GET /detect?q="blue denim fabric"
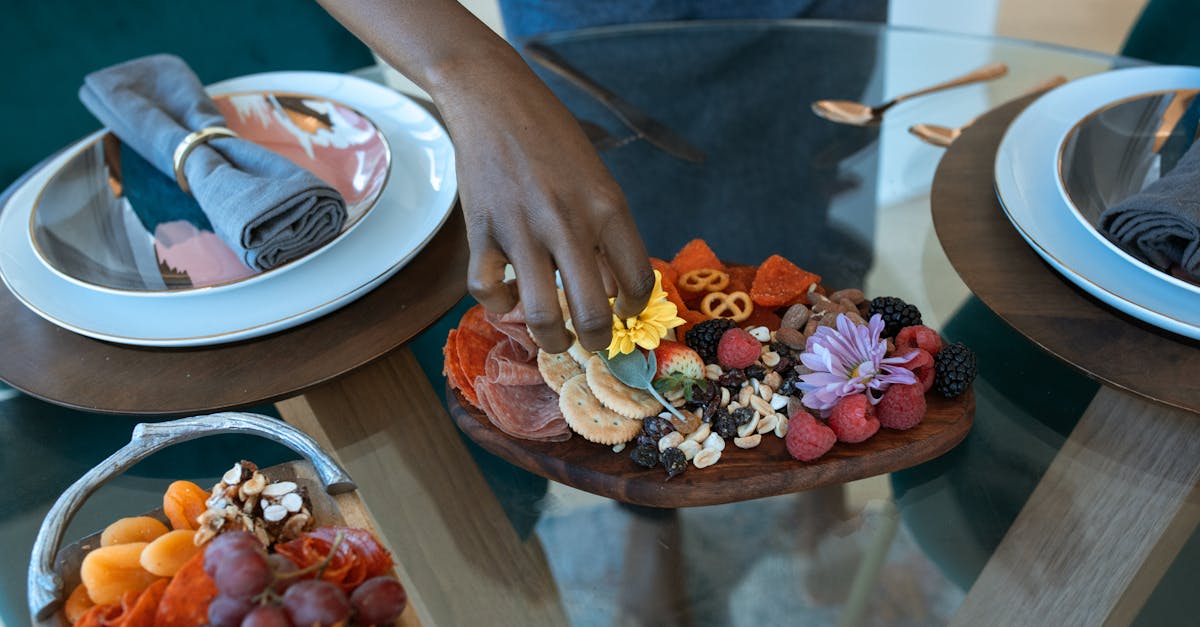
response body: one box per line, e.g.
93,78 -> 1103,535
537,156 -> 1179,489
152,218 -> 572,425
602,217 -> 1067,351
499,0 -> 887,40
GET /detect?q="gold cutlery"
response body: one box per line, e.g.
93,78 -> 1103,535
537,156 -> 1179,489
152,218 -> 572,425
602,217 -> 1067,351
812,62 -> 1009,126
908,75 -> 1069,147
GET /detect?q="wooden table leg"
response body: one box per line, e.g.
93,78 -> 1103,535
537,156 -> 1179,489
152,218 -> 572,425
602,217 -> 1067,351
951,386 -> 1200,626
276,347 -> 569,627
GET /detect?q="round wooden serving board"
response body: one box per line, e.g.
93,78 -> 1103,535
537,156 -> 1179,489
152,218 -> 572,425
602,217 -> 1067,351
448,385 -> 973,508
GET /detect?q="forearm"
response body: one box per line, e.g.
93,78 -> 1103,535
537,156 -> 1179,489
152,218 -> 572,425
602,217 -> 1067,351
314,0 -> 526,100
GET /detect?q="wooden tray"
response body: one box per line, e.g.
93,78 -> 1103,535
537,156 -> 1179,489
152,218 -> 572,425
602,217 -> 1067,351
448,385 -> 974,508
28,413 -> 420,627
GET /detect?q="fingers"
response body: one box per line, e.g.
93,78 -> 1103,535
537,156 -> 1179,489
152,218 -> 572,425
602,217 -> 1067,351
555,245 -> 614,352
512,250 -> 573,353
466,239 -> 519,314
599,209 -> 656,319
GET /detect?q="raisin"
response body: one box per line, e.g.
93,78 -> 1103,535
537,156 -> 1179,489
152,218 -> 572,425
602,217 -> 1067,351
660,448 -> 687,479
732,407 -> 756,426
642,416 -> 674,440
631,443 -> 660,469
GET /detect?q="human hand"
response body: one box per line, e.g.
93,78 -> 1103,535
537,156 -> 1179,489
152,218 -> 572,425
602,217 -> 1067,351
435,57 -> 655,354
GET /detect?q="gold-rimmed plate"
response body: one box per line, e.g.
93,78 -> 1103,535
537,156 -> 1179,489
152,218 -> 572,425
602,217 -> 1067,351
994,66 -> 1200,340
1058,88 -> 1200,293
28,91 -> 391,295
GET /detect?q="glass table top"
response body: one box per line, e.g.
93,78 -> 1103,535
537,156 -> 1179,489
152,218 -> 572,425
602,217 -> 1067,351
3,20 -> 1194,627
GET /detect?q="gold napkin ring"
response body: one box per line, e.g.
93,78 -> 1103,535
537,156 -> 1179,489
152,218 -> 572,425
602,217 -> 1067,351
172,126 -> 238,195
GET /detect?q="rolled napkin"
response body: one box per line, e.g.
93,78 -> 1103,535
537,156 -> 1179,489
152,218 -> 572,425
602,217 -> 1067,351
79,54 -> 346,271
1100,139 -> 1200,280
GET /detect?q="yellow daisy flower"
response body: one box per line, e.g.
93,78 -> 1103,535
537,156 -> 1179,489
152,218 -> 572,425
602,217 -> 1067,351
607,270 -> 685,358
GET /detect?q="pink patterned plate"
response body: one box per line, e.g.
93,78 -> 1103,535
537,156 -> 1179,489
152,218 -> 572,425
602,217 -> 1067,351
28,91 -> 390,294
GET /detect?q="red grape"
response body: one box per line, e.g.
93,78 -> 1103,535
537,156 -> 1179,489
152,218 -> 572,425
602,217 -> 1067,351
204,531 -> 264,577
266,553 -> 299,595
213,551 -> 273,598
283,580 -> 350,626
208,595 -> 254,627
350,576 -> 408,625
241,605 -> 291,627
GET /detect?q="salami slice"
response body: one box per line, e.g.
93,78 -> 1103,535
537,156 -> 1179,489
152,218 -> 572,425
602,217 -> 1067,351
485,306 -> 539,362
485,340 -> 543,386
443,330 -> 475,403
475,378 -> 571,442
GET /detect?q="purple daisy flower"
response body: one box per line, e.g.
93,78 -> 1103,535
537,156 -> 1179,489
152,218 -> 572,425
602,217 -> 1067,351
797,313 -> 918,415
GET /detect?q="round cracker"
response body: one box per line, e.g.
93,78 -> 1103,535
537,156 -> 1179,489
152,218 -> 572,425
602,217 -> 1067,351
537,349 -> 584,393
584,355 -> 663,419
558,375 -> 643,445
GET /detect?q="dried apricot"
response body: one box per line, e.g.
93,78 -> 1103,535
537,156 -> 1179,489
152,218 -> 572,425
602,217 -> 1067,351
140,529 -> 201,577
100,517 -> 169,547
670,239 -> 724,275
64,583 -> 94,623
750,254 -> 821,308
162,481 -> 209,531
80,542 -> 162,606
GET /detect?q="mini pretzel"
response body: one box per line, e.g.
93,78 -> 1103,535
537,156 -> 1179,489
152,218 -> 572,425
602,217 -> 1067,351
679,268 -> 730,293
700,291 -> 753,322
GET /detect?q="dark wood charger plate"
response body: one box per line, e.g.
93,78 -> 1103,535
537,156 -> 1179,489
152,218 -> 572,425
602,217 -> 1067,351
448,384 -> 974,508
0,155 -> 468,417
931,93 -> 1200,413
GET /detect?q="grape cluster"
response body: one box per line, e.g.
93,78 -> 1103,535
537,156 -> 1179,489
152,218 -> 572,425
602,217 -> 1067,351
203,531 -> 407,627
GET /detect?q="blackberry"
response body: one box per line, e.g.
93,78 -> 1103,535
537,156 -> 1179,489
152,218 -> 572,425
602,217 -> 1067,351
660,447 -> 687,479
934,342 -> 977,399
732,407 -> 756,426
630,442 -> 660,468
744,364 -> 767,380
701,399 -> 720,423
686,318 -> 737,363
713,410 -> 738,438
868,296 -> 922,337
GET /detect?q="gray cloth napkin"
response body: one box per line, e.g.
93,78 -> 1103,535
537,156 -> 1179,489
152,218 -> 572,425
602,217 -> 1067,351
79,54 -> 346,271
1100,139 -> 1200,279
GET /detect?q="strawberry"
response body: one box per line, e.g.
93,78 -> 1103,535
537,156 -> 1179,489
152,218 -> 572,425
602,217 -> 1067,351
652,341 -> 709,402
653,340 -> 704,380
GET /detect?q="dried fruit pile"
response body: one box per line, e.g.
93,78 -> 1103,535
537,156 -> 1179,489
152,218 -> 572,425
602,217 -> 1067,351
445,238 -> 977,480
65,461 -> 406,627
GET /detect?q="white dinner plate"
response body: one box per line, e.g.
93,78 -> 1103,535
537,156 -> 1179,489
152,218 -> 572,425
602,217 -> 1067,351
0,72 -> 457,346
995,66 -> 1200,340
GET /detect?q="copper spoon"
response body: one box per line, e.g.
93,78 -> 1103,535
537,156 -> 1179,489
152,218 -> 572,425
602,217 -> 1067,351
812,62 -> 1009,126
909,75 -> 1069,147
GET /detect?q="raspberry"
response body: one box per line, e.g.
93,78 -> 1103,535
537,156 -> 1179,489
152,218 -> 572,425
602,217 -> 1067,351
877,383 -> 927,430
827,394 -> 880,443
897,348 -> 935,392
895,325 -> 943,356
785,410 -> 837,462
716,328 -> 760,369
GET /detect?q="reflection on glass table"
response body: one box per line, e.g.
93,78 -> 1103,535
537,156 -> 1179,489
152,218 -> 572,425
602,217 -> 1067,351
3,20 -> 1196,627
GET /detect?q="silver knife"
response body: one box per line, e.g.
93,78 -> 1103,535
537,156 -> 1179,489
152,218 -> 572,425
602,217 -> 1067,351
525,42 -> 706,163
